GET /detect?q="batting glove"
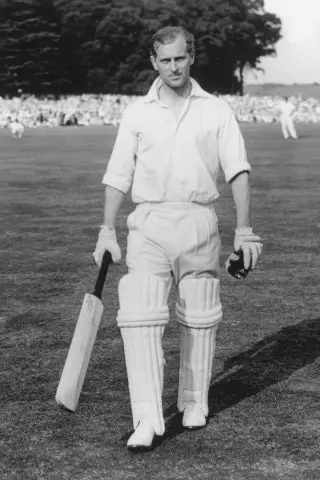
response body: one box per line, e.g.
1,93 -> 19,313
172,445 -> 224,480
233,227 -> 263,271
93,225 -> 121,266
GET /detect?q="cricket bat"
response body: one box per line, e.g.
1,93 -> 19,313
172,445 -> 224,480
55,250 -> 112,412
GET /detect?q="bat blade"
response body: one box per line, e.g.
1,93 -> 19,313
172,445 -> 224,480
55,293 -> 104,412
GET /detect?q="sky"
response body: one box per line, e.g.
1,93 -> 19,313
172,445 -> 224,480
245,0 -> 320,84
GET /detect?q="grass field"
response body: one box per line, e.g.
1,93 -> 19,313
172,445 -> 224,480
1,123 -> 320,480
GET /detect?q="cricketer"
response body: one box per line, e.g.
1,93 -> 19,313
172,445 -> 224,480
279,96 -> 298,139
93,26 -> 263,452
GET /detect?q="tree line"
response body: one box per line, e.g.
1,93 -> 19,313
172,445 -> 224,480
0,0 -> 281,96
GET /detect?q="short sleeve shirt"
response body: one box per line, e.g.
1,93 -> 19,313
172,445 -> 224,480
102,77 -> 251,204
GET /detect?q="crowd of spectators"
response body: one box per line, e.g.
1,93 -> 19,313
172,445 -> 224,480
226,94 -> 320,123
1,92 -> 320,129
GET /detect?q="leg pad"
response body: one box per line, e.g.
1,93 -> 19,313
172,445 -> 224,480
176,277 -> 222,328
117,274 -> 171,327
121,325 -> 165,435
176,277 -> 222,416
177,325 -> 218,415
117,274 -> 171,436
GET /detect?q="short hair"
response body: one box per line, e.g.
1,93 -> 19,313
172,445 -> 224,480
149,26 -> 195,57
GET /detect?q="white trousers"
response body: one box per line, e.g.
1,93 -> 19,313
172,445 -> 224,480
280,115 -> 297,139
126,202 -> 221,282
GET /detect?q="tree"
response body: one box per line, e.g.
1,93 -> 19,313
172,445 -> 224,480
54,0 -> 114,92
0,0 -> 72,95
172,0 -> 281,94
0,0 -> 282,96
226,0 -> 282,94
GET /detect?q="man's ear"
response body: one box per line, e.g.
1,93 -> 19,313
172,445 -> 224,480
150,55 -> 159,71
189,51 -> 195,66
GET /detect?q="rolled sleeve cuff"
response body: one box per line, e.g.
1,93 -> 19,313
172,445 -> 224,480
102,172 -> 131,194
224,162 -> 252,183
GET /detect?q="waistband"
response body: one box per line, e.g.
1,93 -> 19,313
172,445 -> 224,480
135,201 -> 216,212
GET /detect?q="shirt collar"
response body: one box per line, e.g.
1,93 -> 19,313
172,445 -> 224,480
143,77 -> 211,103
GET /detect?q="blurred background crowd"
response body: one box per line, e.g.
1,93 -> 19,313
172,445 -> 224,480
1,93 -> 320,129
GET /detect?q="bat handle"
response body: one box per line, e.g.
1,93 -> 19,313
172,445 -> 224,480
92,250 -> 112,300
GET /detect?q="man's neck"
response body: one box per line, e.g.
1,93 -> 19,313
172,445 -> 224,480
158,79 -> 192,104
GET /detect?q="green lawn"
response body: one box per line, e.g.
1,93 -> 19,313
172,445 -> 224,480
1,123 -> 320,480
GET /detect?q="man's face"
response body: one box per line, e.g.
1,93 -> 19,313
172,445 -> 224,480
150,36 -> 194,89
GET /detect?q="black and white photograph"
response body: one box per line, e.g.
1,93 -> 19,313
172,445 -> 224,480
1,0 -> 319,478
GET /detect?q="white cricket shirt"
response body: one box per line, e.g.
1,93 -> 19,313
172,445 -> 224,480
102,77 -> 251,204
279,100 -> 295,117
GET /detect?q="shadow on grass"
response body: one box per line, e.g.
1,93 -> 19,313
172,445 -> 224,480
155,316 -> 320,448
208,316 -> 320,416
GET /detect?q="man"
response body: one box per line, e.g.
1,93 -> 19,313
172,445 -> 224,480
8,117 -> 25,139
279,96 -> 298,139
93,26 -> 263,452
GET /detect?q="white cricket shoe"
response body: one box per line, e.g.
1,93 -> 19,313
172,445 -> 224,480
182,405 -> 207,430
127,420 -> 156,452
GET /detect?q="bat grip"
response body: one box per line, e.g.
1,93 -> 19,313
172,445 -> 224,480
92,250 -> 112,300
